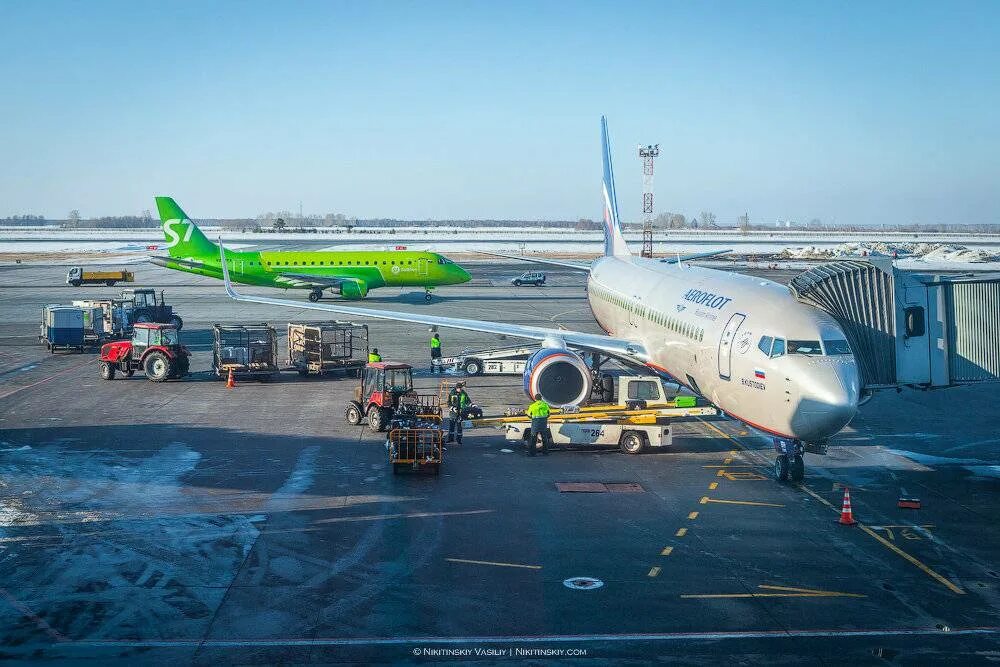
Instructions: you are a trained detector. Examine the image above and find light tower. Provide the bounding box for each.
[638,143,660,258]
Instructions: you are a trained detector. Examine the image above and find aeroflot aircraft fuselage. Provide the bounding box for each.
[588,255,860,442]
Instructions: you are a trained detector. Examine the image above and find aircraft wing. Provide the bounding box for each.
[475,251,592,272]
[219,243,647,361]
[273,272,360,289]
[659,249,732,263]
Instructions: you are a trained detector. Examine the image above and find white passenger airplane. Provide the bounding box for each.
[219,117,861,481]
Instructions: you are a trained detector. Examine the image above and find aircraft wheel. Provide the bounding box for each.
[308,290,322,302]
[424,292,433,302]
[774,454,790,482]
[790,454,805,482]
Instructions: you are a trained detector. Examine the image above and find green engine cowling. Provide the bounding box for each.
[339,280,369,300]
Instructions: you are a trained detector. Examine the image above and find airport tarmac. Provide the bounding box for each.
[1,261,998,664]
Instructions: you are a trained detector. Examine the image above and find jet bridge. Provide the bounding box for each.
[789,257,1000,389]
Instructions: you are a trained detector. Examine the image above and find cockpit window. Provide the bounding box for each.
[436,257,454,265]
[758,336,773,355]
[770,338,785,357]
[787,339,822,355]
[823,339,852,355]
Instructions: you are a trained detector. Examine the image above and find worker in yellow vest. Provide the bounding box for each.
[368,348,382,363]
[430,332,442,373]
[525,394,552,456]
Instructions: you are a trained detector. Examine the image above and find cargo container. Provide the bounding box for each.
[287,322,369,377]
[39,305,86,352]
[212,323,279,380]
[72,299,131,339]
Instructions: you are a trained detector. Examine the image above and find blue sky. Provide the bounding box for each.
[1,1,997,224]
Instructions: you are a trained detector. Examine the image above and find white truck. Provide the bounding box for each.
[496,376,718,454]
[435,344,540,376]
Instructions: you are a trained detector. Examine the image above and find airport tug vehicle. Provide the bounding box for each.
[98,322,190,382]
[344,362,442,433]
[119,288,183,330]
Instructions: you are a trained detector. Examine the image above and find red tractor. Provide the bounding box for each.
[345,362,440,432]
[99,323,190,382]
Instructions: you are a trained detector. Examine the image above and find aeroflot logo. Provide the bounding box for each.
[163,219,195,248]
[682,289,732,310]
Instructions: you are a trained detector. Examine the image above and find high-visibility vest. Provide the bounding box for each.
[526,399,550,418]
[368,352,382,362]
[430,337,441,349]
[449,389,469,409]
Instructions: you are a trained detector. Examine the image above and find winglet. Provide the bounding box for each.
[218,238,240,300]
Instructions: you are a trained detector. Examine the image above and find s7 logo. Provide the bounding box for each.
[163,219,195,248]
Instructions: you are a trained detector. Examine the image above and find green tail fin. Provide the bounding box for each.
[154,196,218,258]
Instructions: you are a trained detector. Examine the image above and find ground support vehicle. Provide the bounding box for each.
[213,324,279,381]
[98,323,190,382]
[434,344,538,376]
[287,321,369,377]
[74,299,132,339]
[472,376,716,454]
[39,305,86,352]
[120,288,183,330]
[511,271,546,287]
[386,426,443,475]
[66,267,134,287]
[345,362,442,433]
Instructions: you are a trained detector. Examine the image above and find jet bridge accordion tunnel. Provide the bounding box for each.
[789,258,1000,390]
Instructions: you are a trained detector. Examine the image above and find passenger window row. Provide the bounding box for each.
[590,284,705,342]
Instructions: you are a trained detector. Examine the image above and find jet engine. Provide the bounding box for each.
[523,348,592,407]
[339,280,369,300]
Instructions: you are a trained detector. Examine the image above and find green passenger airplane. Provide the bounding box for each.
[149,197,471,301]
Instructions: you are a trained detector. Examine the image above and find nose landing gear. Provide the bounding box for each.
[773,438,805,483]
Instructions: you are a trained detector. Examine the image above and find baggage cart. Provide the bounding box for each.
[287,321,369,377]
[212,323,279,381]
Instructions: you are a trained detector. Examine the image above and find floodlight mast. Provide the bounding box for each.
[638,144,660,258]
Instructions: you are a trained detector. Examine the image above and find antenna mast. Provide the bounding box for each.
[638,143,660,258]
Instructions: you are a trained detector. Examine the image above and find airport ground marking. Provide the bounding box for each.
[697,417,968,597]
[688,511,699,520]
[795,485,965,595]
[0,587,67,642]
[721,471,768,481]
[446,558,541,570]
[681,584,866,600]
[661,546,674,556]
[0,357,96,400]
[675,528,687,537]
[699,496,783,508]
[708,482,718,490]
[723,457,733,465]
[703,464,751,468]
[648,566,661,577]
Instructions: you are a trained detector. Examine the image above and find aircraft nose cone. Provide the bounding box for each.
[794,359,860,440]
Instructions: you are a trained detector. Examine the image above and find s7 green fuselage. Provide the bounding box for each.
[151,196,470,300]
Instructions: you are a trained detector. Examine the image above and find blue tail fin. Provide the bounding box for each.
[601,116,630,257]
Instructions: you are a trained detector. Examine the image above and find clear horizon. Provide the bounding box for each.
[1,1,998,225]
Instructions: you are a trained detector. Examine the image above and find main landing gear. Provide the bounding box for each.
[308,288,323,302]
[772,438,805,483]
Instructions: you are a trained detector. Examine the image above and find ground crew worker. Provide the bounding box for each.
[368,348,382,363]
[446,381,470,444]
[525,393,552,456]
[430,332,442,373]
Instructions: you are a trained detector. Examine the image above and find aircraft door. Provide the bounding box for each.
[417,258,429,277]
[717,313,746,380]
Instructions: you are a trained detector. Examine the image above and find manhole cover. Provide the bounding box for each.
[563,577,604,590]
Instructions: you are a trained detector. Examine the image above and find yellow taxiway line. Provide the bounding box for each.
[700,496,784,508]
[682,584,866,600]
[698,417,966,596]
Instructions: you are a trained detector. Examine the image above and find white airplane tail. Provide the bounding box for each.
[601,116,630,258]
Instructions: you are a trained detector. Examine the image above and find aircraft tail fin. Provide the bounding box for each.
[601,116,630,257]
[154,196,218,258]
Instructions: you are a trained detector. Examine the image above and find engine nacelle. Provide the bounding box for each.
[523,348,592,407]
[339,280,369,300]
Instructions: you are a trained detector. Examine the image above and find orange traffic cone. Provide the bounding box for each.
[226,368,235,389]
[838,487,857,525]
